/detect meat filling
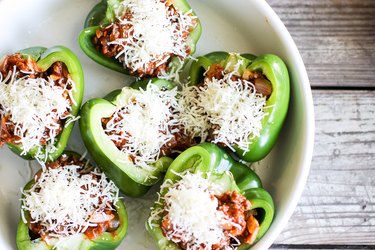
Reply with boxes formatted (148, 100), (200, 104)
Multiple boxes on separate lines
(100, 84), (195, 167)
(203, 64), (272, 145)
(28, 154), (120, 241)
(93, 19), (172, 77)
(205, 64), (273, 99)
(161, 191), (260, 249)
(101, 109), (194, 162)
(0, 54), (73, 147)
(92, 0), (195, 77)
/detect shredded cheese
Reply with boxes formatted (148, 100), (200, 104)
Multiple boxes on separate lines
(0, 66), (75, 161)
(149, 172), (235, 250)
(21, 164), (119, 239)
(104, 83), (181, 170)
(179, 68), (268, 152)
(109, 0), (196, 78)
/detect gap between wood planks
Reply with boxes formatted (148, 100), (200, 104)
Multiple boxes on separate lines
(271, 244), (375, 249)
(311, 86), (375, 91)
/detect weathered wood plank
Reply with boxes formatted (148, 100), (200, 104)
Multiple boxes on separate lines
(272, 90), (375, 247)
(267, 0), (375, 88)
(272, 245), (375, 250)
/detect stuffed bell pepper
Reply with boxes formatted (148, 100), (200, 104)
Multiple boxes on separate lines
(0, 46), (84, 162)
(179, 52), (290, 162)
(147, 143), (274, 249)
(17, 151), (128, 250)
(79, 78), (194, 197)
(79, 0), (202, 79)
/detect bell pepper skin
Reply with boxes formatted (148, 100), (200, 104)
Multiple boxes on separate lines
(16, 151), (128, 250)
(147, 143), (275, 249)
(79, 0), (202, 76)
(189, 52), (290, 162)
(84, 0), (108, 28)
(4, 46), (84, 162)
(79, 78), (175, 197)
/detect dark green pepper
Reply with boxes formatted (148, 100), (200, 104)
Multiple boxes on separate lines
(79, 78), (176, 197)
(189, 52), (290, 162)
(16, 151), (128, 250)
(78, 0), (202, 77)
(2, 46), (84, 162)
(146, 143), (274, 249)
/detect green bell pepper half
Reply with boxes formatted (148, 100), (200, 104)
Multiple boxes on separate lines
(4, 46), (84, 162)
(146, 143), (275, 249)
(79, 78), (176, 197)
(78, 0), (202, 76)
(189, 51), (290, 162)
(16, 151), (128, 250)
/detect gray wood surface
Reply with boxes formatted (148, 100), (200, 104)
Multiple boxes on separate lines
(268, 0), (375, 88)
(274, 90), (375, 247)
(268, 0), (375, 249)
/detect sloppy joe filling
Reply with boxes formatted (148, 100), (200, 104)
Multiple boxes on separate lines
(179, 62), (271, 152)
(0, 54), (76, 160)
(101, 84), (193, 169)
(92, 0), (197, 78)
(149, 172), (260, 250)
(162, 191), (260, 249)
(21, 153), (120, 242)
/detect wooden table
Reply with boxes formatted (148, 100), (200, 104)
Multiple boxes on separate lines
(267, 0), (375, 249)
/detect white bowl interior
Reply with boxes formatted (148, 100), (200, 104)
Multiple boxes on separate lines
(0, 0), (314, 249)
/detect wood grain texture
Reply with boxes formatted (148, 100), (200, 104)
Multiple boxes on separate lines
(272, 90), (375, 247)
(267, 0), (375, 88)
(272, 245), (375, 250)
(266, 0), (375, 248)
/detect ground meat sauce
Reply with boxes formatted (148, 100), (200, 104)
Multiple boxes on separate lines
(203, 64), (272, 144)
(205, 63), (273, 98)
(217, 191), (259, 245)
(0, 54), (73, 147)
(29, 154), (120, 241)
(0, 54), (40, 146)
(158, 124), (195, 156)
(101, 113), (194, 162)
(160, 191), (260, 249)
(92, 1), (193, 77)
(93, 19), (171, 77)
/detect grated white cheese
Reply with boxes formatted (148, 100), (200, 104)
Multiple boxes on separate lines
(149, 172), (234, 250)
(104, 83), (181, 170)
(109, 0), (196, 78)
(0, 66), (75, 161)
(179, 68), (268, 153)
(20, 164), (119, 239)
